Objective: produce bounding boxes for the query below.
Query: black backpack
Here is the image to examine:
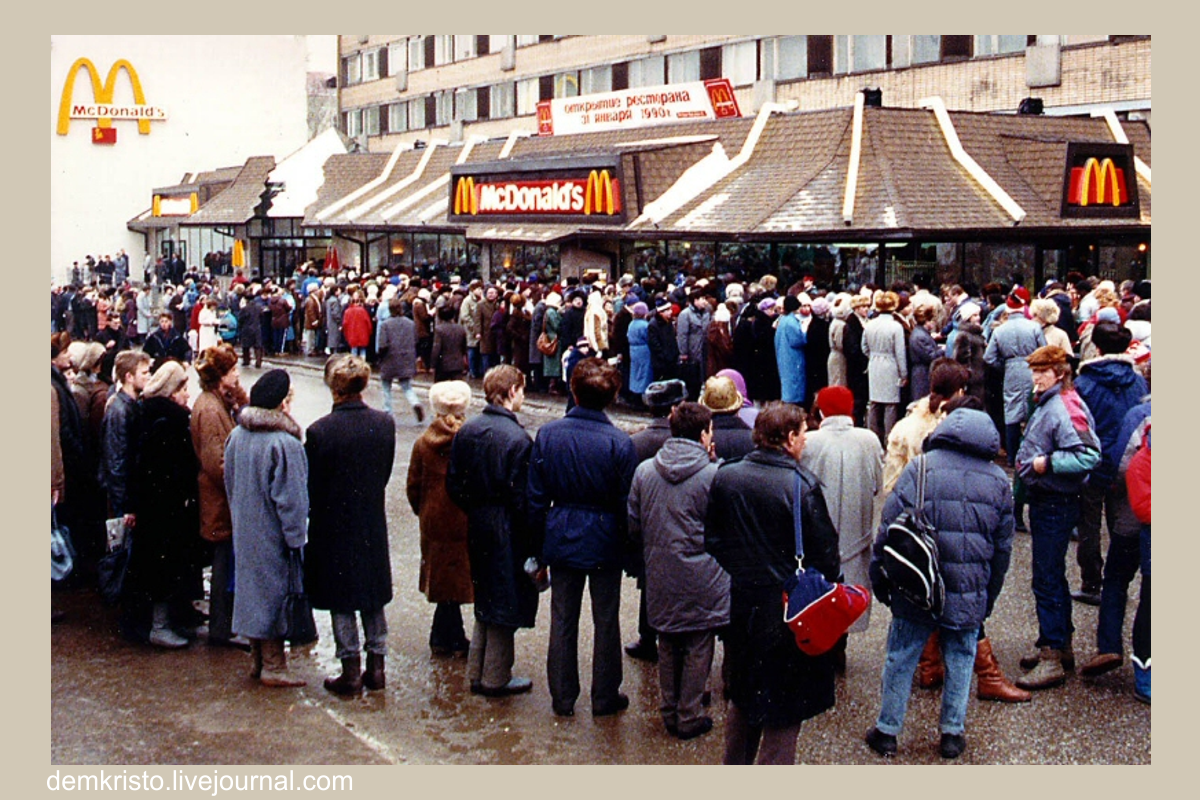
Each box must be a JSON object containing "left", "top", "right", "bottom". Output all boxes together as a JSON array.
[{"left": 881, "top": 456, "right": 945, "bottom": 617}]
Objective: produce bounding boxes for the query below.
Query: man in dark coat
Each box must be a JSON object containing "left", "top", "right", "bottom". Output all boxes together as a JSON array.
[
  {"left": 304, "top": 355, "right": 397, "bottom": 695},
  {"left": 529, "top": 358, "right": 638, "bottom": 718},
  {"left": 705, "top": 402, "right": 841, "bottom": 764},
  {"left": 376, "top": 296, "right": 423, "bottom": 424},
  {"left": 647, "top": 298, "right": 680, "bottom": 383},
  {"left": 447, "top": 365, "right": 539, "bottom": 698}
]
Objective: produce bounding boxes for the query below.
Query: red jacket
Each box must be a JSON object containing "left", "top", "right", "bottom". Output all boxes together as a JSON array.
[
  {"left": 1125, "top": 429, "right": 1150, "bottom": 525},
  {"left": 342, "top": 304, "right": 373, "bottom": 348}
]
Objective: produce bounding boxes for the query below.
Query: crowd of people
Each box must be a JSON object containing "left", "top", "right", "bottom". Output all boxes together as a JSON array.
[{"left": 51, "top": 259, "right": 1151, "bottom": 763}]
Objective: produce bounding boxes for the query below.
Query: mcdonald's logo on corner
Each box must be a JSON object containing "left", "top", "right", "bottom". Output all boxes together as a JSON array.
[
  {"left": 583, "top": 170, "right": 619, "bottom": 216},
  {"left": 453, "top": 176, "right": 478, "bottom": 215},
  {"left": 57, "top": 57, "right": 168, "bottom": 144},
  {"left": 1061, "top": 144, "right": 1139, "bottom": 218}
]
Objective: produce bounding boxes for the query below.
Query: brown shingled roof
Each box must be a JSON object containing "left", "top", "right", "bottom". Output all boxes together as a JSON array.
[
  {"left": 182, "top": 156, "right": 276, "bottom": 226},
  {"left": 302, "top": 152, "right": 392, "bottom": 226}
]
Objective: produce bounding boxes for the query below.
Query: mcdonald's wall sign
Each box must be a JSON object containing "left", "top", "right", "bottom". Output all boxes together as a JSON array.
[
  {"left": 57, "top": 57, "right": 168, "bottom": 144},
  {"left": 448, "top": 157, "right": 626, "bottom": 223},
  {"left": 1060, "top": 143, "right": 1140, "bottom": 219}
]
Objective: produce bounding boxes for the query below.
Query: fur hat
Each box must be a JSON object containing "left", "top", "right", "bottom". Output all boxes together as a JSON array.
[
  {"left": 143, "top": 361, "right": 189, "bottom": 399},
  {"left": 875, "top": 291, "right": 899, "bottom": 313},
  {"left": 956, "top": 301, "right": 982, "bottom": 322},
  {"left": 544, "top": 292, "right": 563, "bottom": 309},
  {"left": 67, "top": 341, "right": 105, "bottom": 375},
  {"left": 1026, "top": 345, "right": 1069, "bottom": 369},
  {"left": 700, "top": 376, "right": 744, "bottom": 414},
  {"left": 816, "top": 385, "right": 855, "bottom": 418},
  {"left": 713, "top": 304, "right": 731, "bottom": 323},
  {"left": 850, "top": 294, "right": 872, "bottom": 310},
  {"left": 428, "top": 380, "right": 472, "bottom": 418},
  {"left": 725, "top": 283, "right": 744, "bottom": 300},
  {"left": 249, "top": 369, "right": 291, "bottom": 409},
  {"left": 643, "top": 379, "right": 687, "bottom": 410}
]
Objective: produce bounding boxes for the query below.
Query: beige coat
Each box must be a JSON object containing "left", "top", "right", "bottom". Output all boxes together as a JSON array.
[{"left": 882, "top": 397, "right": 944, "bottom": 496}]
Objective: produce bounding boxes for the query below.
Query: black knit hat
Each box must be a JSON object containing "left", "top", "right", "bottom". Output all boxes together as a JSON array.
[{"left": 249, "top": 369, "right": 291, "bottom": 409}]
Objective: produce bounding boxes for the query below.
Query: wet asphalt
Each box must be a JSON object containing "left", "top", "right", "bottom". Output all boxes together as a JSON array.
[{"left": 50, "top": 356, "right": 1150, "bottom": 765}]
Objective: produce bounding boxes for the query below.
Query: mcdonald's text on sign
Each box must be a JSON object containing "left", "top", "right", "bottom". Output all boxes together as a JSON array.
[
  {"left": 57, "top": 57, "right": 167, "bottom": 145},
  {"left": 451, "top": 169, "right": 622, "bottom": 221},
  {"left": 537, "top": 78, "right": 741, "bottom": 137}
]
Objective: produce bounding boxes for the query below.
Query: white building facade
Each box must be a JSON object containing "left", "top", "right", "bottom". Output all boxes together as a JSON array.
[{"left": 50, "top": 35, "right": 310, "bottom": 284}]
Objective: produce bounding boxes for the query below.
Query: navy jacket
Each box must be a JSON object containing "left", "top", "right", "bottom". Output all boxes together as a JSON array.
[
  {"left": 529, "top": 407, "right": 637, "bottom": 570},
  {"left": 1075, "top": 356, "right": 1149, "bottom": 488},
  {"left": 871, "top": 409, "right": 1014, "bottom": 630}
]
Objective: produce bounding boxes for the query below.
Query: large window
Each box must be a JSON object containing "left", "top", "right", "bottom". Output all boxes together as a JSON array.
[
  {"left": 766, "top": 36, "right": 807, "bottom": 81},
  {"left": 342, "top": 54, "right": 361, "bottom": 86},
  {"left": 364, "top": 105, "right": 381, "bottom": 136},
  {"left": 455, "top": 88, "right": 477, "bottom": 122},
  {"left": 516, "top": 77, "right": 540, "bottom": 115},
  {"left": 808, "top": 35, "right": 833, "bottom": 76},
  {"left": 454, "top": 35, "right": 476, "bottom": 61},
  {"left": 580, "top": 65, "right": 612, "bottom": 95},
  {"left": 433, "top": 35, "right": 454, "bottom": 66},
  {"left": 408, "top": 36, "right": 425, "bottom": 71},
  {"left": 723, "top": 40, "right": 758, "bottom": 85},
  {"left": 388, "top": 41, "right": 407, "bottom": 74},
  {"left": 488, "top": 35, "right": 511, "bottom": 54},
  {"left": 629, "top": 55, "right": 665, "bottom": 87},
  {"left": 837, "top": 35, "right": 888, "bottom": 73},
  {"left": 554, "top": 70, "right": 580, "bottom": 98},
  {"left": 362, "top": 48, "right": 383, "bottom": 81},
  {"left": 668, "top": 50, "right": 700, "bottom": 83},
  {"left": 389, "top": 102, "right": 408, "bottom": 133},
  {"left": 975, "top": 35, "right": 1027, "bottom": 56},
  {"left": 408, "top": 98, "right": 426, "bottom": 130},
  {"left": 490, "top": 82, "right": 515, "bottom": 119},
  {"left": 911, "top": 35, "right": 941, "bottom": 65},
  {"left": 434, "top": 90, "right": 453, "bottom": 126},
  {"left": 344, "top": 109, "right": 362, "bottom": 137}
]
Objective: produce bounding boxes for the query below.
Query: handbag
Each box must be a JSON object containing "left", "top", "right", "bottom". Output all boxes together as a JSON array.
[
  {"left": 782, "top": 471, "right": 871, "bottom": 656},
  {"left": 535, "top": 311, "right": 558, "bottom": 356},
  {"left": 51, "top": 504, "right": 76, "bottom": 582},
  {"left": 97, "top": 518, "right": 132, "bottom": 605},
  {"left": 276, "top": 548, "right": 318, "bottom": 645},
  {"left": 880, "top": 456, "right": 946, "bottom": 617}
]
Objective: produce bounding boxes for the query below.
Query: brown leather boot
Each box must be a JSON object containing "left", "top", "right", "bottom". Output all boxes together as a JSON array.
[
  {"left": 974, "top": 638, "right": 1032, "bottom": 703},
  {"left": 917, "top": 631, "right": 944, "bottom": 689},
  {"left": 363, "top": 652, "right": 385, "bottom": 691},
  {"left": 323, "top": 656, "right": 363, "bottom": 696}
]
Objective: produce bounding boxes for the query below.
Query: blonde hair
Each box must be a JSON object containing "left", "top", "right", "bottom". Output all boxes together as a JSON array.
[{"left": 1030, "top": 298, "right": 1061, "bottom": 326}]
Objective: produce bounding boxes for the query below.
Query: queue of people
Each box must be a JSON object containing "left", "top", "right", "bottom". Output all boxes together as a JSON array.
[{"left": 52, "top": 262, "right": 1151, "bottom": 764}]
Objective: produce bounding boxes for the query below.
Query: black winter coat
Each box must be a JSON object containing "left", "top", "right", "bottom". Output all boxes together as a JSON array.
[
  {"left": 304, "top": 401, "right": 396, "bottom": 613},
  {"left": 647, "top": 315, "right": 680, "bottom": 382},
  {"left": 710, "top": 412, "right": 755, "bottom": 461},
  {"left": 805, "top": 315, "right": 831, "bottom": 407},
  {"left": 127, "top": 397, "right": 203, "bottom": 602},
  {"left": 705, "top": 448, "right": 841, "bottom": 728},
  {"left": 101, "top": 390, "right": 141, "bottom": 516},
  {"left": 447, "top": 405, "right": 539, "bottom": 629}
]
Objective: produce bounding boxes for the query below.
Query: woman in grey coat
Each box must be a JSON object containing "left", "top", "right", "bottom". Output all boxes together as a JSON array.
[
  {"left": 862, "top": 292, "right": 908, "bottom": 444},
  {"left": 376, "top": 296, "right": 424, "bottom": 423},
  {"left": 225, "top": 369, "right": 310, "bottom": 688},
  {"left": 628, "top": 402, "right": 729, "bottom": 740},
  {"left": 984, "top": 306, "right": 1046, "bottom": 466}
]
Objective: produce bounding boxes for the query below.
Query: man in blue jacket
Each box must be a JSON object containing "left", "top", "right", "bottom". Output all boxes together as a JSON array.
[
  {"left": 1071, "top": 322, "right": 1148, "bottom": 606},
  {"left": 529, "top": 357, "right": 638, "bottom": 717}
]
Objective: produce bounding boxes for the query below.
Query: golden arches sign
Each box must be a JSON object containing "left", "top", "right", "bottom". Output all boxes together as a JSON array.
[
  {"left": 584, "top": 170, "right": 619, "bottom": 216},
  {"left": 57, "top": 57, "right": 153, "bottom": 136},
  {"left": 454, "top": 177, "right": 478, "bottom": 215},
  {"left": 1075, "top": 157, "right": 1126, "bottom": 207}
]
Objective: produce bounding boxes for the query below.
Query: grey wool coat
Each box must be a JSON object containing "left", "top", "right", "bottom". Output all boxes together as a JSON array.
[
  {"left": 800, "top": 415, "right": 883, "bottom": 632},
  {"left": 983, "top": 315, "right": 1046, "bottom": 425},
  {"left": 628, "top": 438, "right": 730, "bottom": 634},
  {"left": 862, "top": 312, "right": 908, "bottom": 404},
  {"left": 225, "top": 407, "right": 309, "bottom": 641},
  {"left": 377, "top": 314, "right": 418, "bottom": 381}
]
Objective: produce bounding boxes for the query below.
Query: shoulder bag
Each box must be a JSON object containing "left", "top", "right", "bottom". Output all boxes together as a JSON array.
[
  {"left": 51, "top": 504, "right": 76, "bottom": 582},
  {"left": 782, "top": 471, "right": 871, "bottom": 656}
]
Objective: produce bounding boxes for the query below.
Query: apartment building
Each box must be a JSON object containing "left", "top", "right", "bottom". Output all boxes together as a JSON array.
[{"left": 336, "top": 35, "right": 1150, "bottom": 150}]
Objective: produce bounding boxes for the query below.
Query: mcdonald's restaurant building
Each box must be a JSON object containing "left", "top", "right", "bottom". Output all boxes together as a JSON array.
[{"left": 153, "top": 96, "right": 1150, "bottom": 291}]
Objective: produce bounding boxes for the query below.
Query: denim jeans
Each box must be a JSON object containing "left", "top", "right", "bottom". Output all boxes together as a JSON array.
[
  {"left": 1133, "top": 527, "right": 1151, "bottom": 667},
  {"left": 1029, "top": 494, "right": 1079, "bottom": 650},
  {"left": 380, "top": 377, "right": 420, "bottom": 415},
  {"left": 351, "top": 346, "right": 366, "bottom": 358},
  {"left": 468, "top": 346, "right": 482, "bottom": 378},
  {"left": 1096, "top": 533, "right": 1142, "bottom": 655},
  {"left": 876, "top": 616, "right": 978, "bottom": 737},
  {"left": 330, "top": 608, "right": 388, "bottom": 660}
]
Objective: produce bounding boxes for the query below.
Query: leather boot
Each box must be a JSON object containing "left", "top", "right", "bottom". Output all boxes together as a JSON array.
[
  {"left": 974, "top": 638, "right": 1031, "bottom": 702},
  {"left": 363, "top": 652, "right": 386, "bottom": 691},
  {"left": 917, "top": 631, "right": 944, "bottom": 690},
  {"left": 324, "top": 656, "right": 363, "bottom": 696},
  {"left": 1015, "top": 647, "right": 1066, "bottom": 690},
  {"left": 1020, "top": 640, "right": 1075, "bottom": 672}
]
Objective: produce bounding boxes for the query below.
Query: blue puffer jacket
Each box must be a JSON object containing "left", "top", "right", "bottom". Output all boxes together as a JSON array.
[
  {"left": 529, "top": 407, "right": 638, "bottom": 570},
  {"left": 1014, "top": 383, "right": 1100, "bottom": 496},
  {"left": 1075, "top": 356, "right": 1148, "bottom": 489},
  {"left": 871, "top": 409, "right": 1015, "bottom": 630}
]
